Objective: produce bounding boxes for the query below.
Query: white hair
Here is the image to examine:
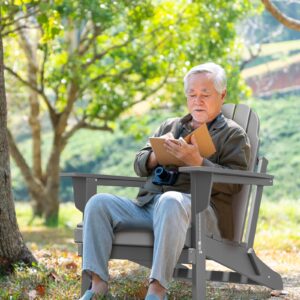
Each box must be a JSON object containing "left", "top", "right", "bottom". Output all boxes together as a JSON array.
[{"left": 184, "top": 62, "right": 227, "bottom": 94}]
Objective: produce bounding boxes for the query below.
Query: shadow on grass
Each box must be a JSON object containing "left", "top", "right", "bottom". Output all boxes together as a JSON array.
[{"left": 21, "top": 227, "right": 76, "bottom": 251}]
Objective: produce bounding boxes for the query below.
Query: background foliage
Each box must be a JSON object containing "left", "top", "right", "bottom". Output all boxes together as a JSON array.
[
  {"left": 3, "top": 0, "right": 257, "bottom": 208},
  {"left": 5, "top": 0, "right": 254, "bottom": 125},
  {"left": 9, "top": 95, "right": 300, "bottom": 203}
]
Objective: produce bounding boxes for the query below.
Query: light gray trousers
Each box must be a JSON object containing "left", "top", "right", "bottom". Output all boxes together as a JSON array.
[{"left": 82, "top": 191, "right": 220, "bottom": 289}]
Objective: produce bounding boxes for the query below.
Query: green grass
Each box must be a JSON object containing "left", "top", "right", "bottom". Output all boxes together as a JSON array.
[
  {"left": 255, "top": 199, "right": 300, "bottom": 253},
  {"left": 16, "top": 202, "right": 82, "bottom": 230},
  {"left": 246, "top": 97, "right": 300, "bottom": 202}
]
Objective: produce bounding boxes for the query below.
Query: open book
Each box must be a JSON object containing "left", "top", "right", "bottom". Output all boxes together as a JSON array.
[{"left": 149, "top": 123, "right": 216, "bottom": 166}]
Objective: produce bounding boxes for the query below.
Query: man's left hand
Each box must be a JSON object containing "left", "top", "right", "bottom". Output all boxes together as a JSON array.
[{"left": 163, "top": 135, "right": 203, "bottom": 166}]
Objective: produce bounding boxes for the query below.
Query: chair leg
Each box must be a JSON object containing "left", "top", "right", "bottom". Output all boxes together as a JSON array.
[
  {"left": 192, "top": 252, "right": 206, "bottom": 300},
  {"left": 192, "top": 212, "right": 207, "bottom": 300},
  {"left": 81, "top": 271, "right": 91, "bottom": 296}
]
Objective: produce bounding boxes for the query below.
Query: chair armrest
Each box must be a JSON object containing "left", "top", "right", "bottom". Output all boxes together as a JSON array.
[
  {"left": 60, "top": 172, "right": 146, "bottom": 212},
  {"left": 178, "top": 166, "right": 273, "bottom": 214},
  {"left": 179, "top": 166, "right": 273, "bottom": 186}
]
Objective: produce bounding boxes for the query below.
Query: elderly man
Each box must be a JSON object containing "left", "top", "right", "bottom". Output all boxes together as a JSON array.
[{"left": 80, "top": 62, "right": 251, "bottom": 300}]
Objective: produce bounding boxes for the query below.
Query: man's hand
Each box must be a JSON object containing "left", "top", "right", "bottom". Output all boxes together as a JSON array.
[
  {"left": 147, "top": 132, "right": 175, "bottom": 170},
  {"left": 164, "top": 135, "right": 204, "bottom": 166}
]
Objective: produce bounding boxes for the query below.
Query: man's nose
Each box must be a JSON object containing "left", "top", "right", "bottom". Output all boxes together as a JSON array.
[{"left": 194, "top": 95, "right": 205, "bottom": 103}]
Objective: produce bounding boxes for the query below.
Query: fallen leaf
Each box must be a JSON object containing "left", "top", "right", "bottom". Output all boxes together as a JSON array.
[
  {"left": 39, "top": 250, "right": 52, "bottom": 258},
  {"left": 271, "top": 290, "right": 289, "bottom": 297},
  {"left": 65, "top": 261, "right": 78, "bottom": 271},
  {"left": 47, "top": 270, "right": 60, "bottom": 282},
  {"left": 36, "top": 284, "right": 46, "bottom": 296}
]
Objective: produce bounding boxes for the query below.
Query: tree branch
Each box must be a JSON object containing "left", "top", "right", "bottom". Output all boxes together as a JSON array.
[
  {"left": 1, "top": 25, "right": 36, "bottom": 37},
  {"left": 81, "top": 21, "right": 174, "bottom": 69},
  {"left": 78, "top": 23, "right": 103, "bottom": 56},
  {"left": 79, "top": 73, "right": 111, "bottom": 92},
  {"left": 1, "top": 6, "right": 39, "bottom": 28},
  {"left": 40, "top": 44, "right": 48, "bottom": 93},
  {"left": 261, "top": 0, "right": 300, "bottom": 31},
  {"left": 240, "top": 44, "right": 263, "bottom": 71},
  {"left": 55, "top": 81, "right": 79, "bottom": 137},
  {"left": 62, "top": 118, "right": 113, "bottom": 143},
  {"left": 82, "top": 38, "right": 133, "bottom": 68},
  {"left": 4, "top": 65, "right": 40, "bottom": 93},
  {"left": 133, "top": 69, "right": 170, "bottom": 106},
  {"left": 4, "top": 65, "right": 57, "bottom": 123},
  {"left": 17, "top": 25, "right": 38, "bottom": 72},
  {"left": 7, "top": 129, "right": 44, "bottom": 194}
]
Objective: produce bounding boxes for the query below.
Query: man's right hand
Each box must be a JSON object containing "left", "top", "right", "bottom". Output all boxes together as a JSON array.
[{"left": 147, "top": 132, "right": 175, "bottom": 170}]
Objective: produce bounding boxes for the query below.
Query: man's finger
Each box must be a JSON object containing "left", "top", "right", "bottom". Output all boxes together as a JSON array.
[
  {"left": 163, "top": 132, "right": 175, "bottom": 139},
  {"left": 165, "top": 139, "right": 181, "bottom": 147},
  {"left": 178, "top": 137, "right": 187, "bottom": 146},
  {"left": 164, "top": 140, "right": 183, "bottom": 155},
  {"left": 191, "top": 135, "right": 198, "bottom": 148}
]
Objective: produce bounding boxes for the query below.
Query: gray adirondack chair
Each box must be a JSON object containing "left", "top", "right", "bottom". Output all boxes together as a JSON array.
[{"left": 62, "top": 103, "right": 283, "bottom": 299}]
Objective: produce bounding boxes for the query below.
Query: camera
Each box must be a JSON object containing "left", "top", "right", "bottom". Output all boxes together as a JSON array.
[{"left": 152, "top": 166, "right": 179, "bottom": 186}]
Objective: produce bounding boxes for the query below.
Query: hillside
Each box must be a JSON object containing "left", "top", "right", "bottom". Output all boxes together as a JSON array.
[
  {"left": 248, "top": 97, "right": 300, "bottom": 201},
  {"left": 11, "top": 97, "right": 300, "bottom": 202},
  {"left": 242, "top": 40, "right": 300, "bottom": 96}
]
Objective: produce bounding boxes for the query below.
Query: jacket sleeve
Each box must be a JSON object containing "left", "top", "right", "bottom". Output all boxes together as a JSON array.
[{"left": 203, "top": 128, "right": 251, "bottom": 195}]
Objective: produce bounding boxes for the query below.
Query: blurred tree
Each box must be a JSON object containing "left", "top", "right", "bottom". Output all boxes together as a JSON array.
[
  {"left": 3, "top": 0, "right": 255, "bottom": 225},
  {"left": 0, "top": 4, "right": 36, "bottom": 273},
  {"left": 262, "top": 0, "right": 300, "bottom": 31}
]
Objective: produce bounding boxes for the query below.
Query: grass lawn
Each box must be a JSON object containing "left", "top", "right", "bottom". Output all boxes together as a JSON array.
[{"left": 0, "top": 200, "right": 299, "bottom": 299}]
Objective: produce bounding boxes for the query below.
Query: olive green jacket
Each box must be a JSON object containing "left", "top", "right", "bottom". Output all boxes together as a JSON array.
[{"left": 134, "top": 113, "right": 251, "bottom": 240}]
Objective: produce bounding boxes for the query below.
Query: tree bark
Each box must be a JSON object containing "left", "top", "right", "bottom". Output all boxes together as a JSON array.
[
  {"left": 261, "top": 0, "right": 300, "bottom": 31},
  {"left": 43, "top": 132, "right": 63, "bottom": 225},
  {"left": 0, "top": 22, "right": 36, "bottom": 273},
  {"left": 18, "top": 27, "right": 44, "bottom": 216}
]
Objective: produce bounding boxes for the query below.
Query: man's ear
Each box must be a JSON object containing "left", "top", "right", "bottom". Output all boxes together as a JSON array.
[{"left": 221, "top": 89, "right": 227, "bottom": 103}]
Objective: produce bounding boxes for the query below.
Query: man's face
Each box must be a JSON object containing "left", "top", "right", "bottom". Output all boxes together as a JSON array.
[{"left": 186, "top": 72, "right": 226, "bottom": 125}]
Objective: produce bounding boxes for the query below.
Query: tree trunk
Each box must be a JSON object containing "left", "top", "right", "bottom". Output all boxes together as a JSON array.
[
  {"left": 43, "top": 132, "right": 63, "bottom": 226},
  {"left": 18, "top": 27, "right": 44, "bottom": 216},
  {"left": 7, "top": 128, "right": 62, "bottom": 226},
  {"left": 7, "top": 129, "right": 46, "bottom": 217},
  {"left": 0, "top": 24, "right": 36, "bottom": 273},
  {"left": 44, "top": 190, "right": 60, "bottom": 226}
]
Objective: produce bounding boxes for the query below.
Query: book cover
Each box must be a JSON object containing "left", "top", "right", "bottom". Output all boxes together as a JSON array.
[{"left": 149, "top": 123, "right": 216, "bottom": 166}]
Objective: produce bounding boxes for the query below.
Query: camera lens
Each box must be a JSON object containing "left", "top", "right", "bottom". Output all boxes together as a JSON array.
[{"left": 155, "top": 167, "right": 169, "bottom": 180}]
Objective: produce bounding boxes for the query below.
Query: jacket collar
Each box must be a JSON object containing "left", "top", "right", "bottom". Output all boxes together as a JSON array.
[
  {"left": 179, "top": 112, "right": 226, "bottom": 132},
  {"left": 209, "top": 113, "right": 227, "bottom": 131}
]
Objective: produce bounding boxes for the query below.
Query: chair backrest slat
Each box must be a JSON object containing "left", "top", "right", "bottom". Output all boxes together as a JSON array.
[
  {"left": 221, "top": 103, "right": 235, "bottom": 119},
  {"left": 222, "top": 103, "right": 260, "bottom": 242},
  {"left": 232, "top": 103, "right": 251, "bottom": 131},
  {"left": 246, "top": 110, "right": 260, "bottom": 171}
]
